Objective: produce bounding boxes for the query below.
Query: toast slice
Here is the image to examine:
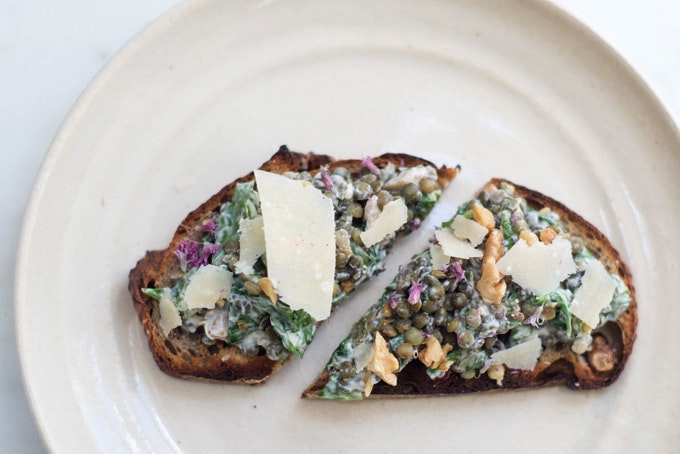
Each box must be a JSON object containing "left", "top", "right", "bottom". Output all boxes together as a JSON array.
[
  {"left": 128, "top": 146, "right": 459, "bottom": 384},
  {"left": 303, "top": 179, "right": 636, "bottom": 399}
]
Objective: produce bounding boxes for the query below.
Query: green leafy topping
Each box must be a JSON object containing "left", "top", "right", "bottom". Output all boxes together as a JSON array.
[
  {"left": 351, "top": 243, "right": 388, "bottom": 278},
  {"left": 538, "top": 213, "right": 554, "bottom": 226},
  {"left": 141, "top": 287, "right": 164, "bottom": 301},
  {"left": 214, "top": 181, "right": 260, "bottom": 244},
  {"left": 266, "top": 302, "right": 316, "bottom": 357},
  {"left": 551, "top": 289, "right": 573, "bottom": 338},
  {"left": 602, "top": 276, "right": 632, "bottom": 323}
]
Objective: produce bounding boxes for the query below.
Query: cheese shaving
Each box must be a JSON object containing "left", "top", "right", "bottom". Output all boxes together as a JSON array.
[
  {"left": 158, "top": 288, "right": 181, "bottom": 335},
  {"left": 359, "top": 198, "right": 408, "bottom": 247},
  {"left": 496, "top": 236, "right": 576, "bottom": 295},
  {"left": 569, "top": 259, "right": 617, "bottom": 328},
  {"left": 491, "top": 336, "right": 542, "bottom": 370},
  {"left": 234, "top": 216, "right": 265, "bottom": 275},
  {"left": 451, "top": 215, "right": 488, "bottom": 247},
  {"left": 184, "top": 265, "right": 233, "bottom": 310},
  {"left": 255, "top": 170, "right": 335, "bottom": 321},
  {"left": 435, "top": 228, "right": 483, "bottom": 259}
]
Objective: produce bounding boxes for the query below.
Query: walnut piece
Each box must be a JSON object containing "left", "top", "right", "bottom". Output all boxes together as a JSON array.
[
  {"left": 418, "top": 336, "right": 453, "bottom": 371},
  {"left": 364, "top": 371, "right": 374, "bottom": 397},
  {"left": 477, "top": 229, "right": 507, "bottom": 304},
  {"left": 540, "top": 227, "right": 558, "bottom": 245},
  {"left": 519, "top": 230, "right": 539, "bottom": 246},
  {"left": 367, "top": 332, "right": 399, "bottom": 386},
  {"left": 587, "top": 335, "right": 616, "bottom": 373},
  {"left": 473, "top": 204, "right": 495, "bottom": 231}
]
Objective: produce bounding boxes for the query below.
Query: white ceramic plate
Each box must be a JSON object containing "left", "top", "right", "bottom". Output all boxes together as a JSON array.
[{"left": 17, "top": 0, "right": 680, "bottom": 452}]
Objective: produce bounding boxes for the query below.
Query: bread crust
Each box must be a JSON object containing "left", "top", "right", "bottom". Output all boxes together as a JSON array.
[
  {"left": 304, "top": 178, "right": 637, "bottom": 397},
  {"left": 128, "top": 146, "right": 459, "bottom": 384}
]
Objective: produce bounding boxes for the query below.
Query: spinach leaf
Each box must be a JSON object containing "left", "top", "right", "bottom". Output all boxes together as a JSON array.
[
  {"left": 214, "top": 181, "right": 260, "bottom": 244},
  {"left": 265, "top": 302, "right": 316, "bottom": 357}
]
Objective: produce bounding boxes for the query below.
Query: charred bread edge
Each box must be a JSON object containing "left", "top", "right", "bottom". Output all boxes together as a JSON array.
[
  {"left": 128, "top": 146, "right": 459, "bottom": 384},
  {"left": 303, "top": 178, "right": 637, "bottom": 397}
]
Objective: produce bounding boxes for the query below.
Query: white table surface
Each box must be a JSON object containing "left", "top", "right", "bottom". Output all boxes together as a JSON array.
[{"left": 2, "top": 1, "right": 678, "bottom": 451}]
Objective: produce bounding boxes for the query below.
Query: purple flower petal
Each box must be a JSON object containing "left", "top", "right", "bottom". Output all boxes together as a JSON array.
[
  {"left": 196, "top": 217, "right": 216, "bottom": 235},
  {"left": 321, "top": 170, "right": 334, "bottom": 190},
  {"left": 202, "top": 242, "right": 222, "bottom": 257},
  {"left": 388, "top": 292, "right": 399, "bottom": 309},
  {"left": 443, "top": 261, "right": 466, "bottom": 285},
  {"left": 174, "top": 240, "right": 223, "bottom": 271},
  {"left": 410, "top": 218, "right": 422, "bottom": 230},
  {"left": 524, "top": 306, "right": 543, "bottom": 328},
  {"left": 408, "top": 279, "right": 425, "bottom": 305},
  {"left": 360, "top": 156, "right": 380, "bottom": 175},
  {"left": 174, "top": 240, "right": 200, "bottom": 272}
]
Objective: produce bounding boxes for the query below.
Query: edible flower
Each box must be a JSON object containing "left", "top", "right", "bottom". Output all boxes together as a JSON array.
[
  {"left": 202, "top": 242, "right": 222, "bottom": 257},
  {"left": 360, "top": 156, "right": 380, "bottom": 175},
  {"left": 408, "top": 279, "right": 425, "bottom": 305},
  {"left": 524, "top": 306, "right": 543, "bottom": 328},
  {"left": 196, "top": 217, "right": 216, "bottom": 234},
  {"left": 388, "top": 292, "right": 400, "bottom": 309},
  {"left": 174, "top": 240, "right": 222, "bottom": 271},
  {"left": 320, "top": 165, "right": 334, "bottom": 190},
  {"left": 174, "top": 240, "right": 199, "bottom": 272},
  {"left": 410, "top": 218, "right": 422, "bottom": 230},
  {"left": 443, "top": 261, "right": 466, "bottom": 285}
]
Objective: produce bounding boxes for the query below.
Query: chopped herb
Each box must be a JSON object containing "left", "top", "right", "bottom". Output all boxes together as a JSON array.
[{"left": 141, "top": 287, "right": 165, "bottom": 301}]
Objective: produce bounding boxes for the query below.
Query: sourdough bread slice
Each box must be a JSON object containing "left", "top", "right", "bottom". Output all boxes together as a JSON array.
[
  {"left": 129, "top": 146, "right": 459, "bottom": 384},
  {"left": 304, "top": 178, "right": 636, "bottom": 398}
]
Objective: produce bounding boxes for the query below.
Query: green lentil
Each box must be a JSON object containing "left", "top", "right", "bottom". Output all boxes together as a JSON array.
[
  {"left": 376, "top": 190, "right": 393, "bottom": 209},
  {"left": 412, "top": 313, "right": 430, "bottom": 329},
  {"left": 404, "top": 327, "right": 425, "bottom": 346},
  {"left": 381, "top": 324, "right": 398, "bottom": 338},
  {"left": 348, "top": 203, "right": 364, "bottom": 218},
  {"left": 401, "top": 183, "right": 421, "bottom": 203},
  {"left": 396, "top": 342, "right": 415, "bottom": 359},
  {"left": 419, "top": 177, "right": 437, "bottom": 194}
]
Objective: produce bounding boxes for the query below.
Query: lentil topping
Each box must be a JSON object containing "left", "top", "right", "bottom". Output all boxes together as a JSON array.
[
  {"left": 317, "top": 181, "right": 632, "bottom": 400},
  {"left": 142, "top": 159, "right": 450, "bottom": 364}
]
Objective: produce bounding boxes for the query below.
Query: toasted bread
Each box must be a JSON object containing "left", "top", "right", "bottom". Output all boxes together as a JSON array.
[
  {"left": 129, "top": 146, "right": 459, "bottom": 384},
  {"left": 304, "top": 178, "right": 636, "bottom": 398}
]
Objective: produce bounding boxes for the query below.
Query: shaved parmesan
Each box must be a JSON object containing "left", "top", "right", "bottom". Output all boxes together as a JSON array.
[
  {"left": 185, "top": 265, "right": 233, "bottom": 310},
  {"left": 491, "top": 336, "right": 542, "bottom": 370},
  {"left": 363, "top": 195, "right": 381, "bottom": 227},
  {"left": 496, "top": 237, "right": 576, "bottom": 295},
  {"left": 429, "top": 244, "right": 451, "bottom": 269},
  {"left": 384, "top": 165, "right": 436, "bottom": 189},
  {"left": 255, "top": 170, "right": 335, "bottom": 321},
  {"left": 360, "top": 199, "right": 408, "bottom": 248},
  {"left": 234, "top": 216, "right": 265, "bottom": 275},
  {"left": 435, "top": 228, "right": 483, "bottom": 259},
  {"left": 451, "top": 215, "right": 488, "bottom": 247},
  {"left": 354, "top": 342, "right": 374, "bottom": 371},
  {"left": 159, "top": 289, "right": 181, "bottom": 335},
  {"left": 569, "top": 259, "right": 617, "bottom": 328}
]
